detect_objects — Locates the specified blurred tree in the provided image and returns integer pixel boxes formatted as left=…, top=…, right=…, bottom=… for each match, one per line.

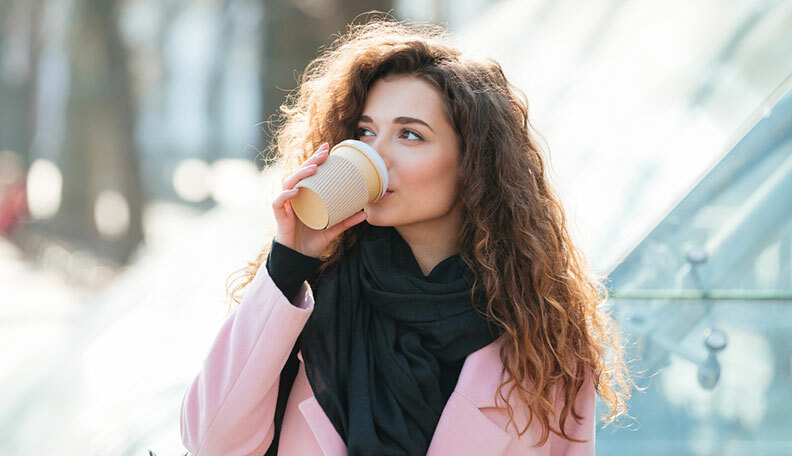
left=208, top=0, right=233, bottom=163
left=0, top=0, right=42, bottom=166
left=259, top=0, right=394, bottom=159
left=50, top=0, right=143, bottom=263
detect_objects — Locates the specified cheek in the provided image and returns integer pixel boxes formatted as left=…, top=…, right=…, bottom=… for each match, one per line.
left=401, top=155, right=458, bottom=203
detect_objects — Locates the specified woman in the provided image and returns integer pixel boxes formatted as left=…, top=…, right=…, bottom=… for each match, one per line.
left=181, top=18, right=632, bottom=456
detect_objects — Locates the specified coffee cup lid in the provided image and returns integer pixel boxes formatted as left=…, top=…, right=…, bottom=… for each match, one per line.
left=335, top=139, right=389, bottom=199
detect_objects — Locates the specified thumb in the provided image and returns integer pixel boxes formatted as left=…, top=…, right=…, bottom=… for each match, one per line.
left=325, top=210, right=367, bottom=239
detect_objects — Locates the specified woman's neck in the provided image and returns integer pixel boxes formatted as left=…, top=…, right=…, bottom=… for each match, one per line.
left=394, top=205, right=462, bottom=277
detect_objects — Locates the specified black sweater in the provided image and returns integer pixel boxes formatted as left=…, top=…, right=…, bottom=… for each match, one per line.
left=265, top=239, right=323, bottom=303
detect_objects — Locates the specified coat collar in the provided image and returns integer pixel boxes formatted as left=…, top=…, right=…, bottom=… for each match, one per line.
left=453, top=333, right=510, bottom=407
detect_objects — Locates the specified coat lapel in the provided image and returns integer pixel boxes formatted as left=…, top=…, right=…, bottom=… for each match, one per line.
left=296, top=350, right=346, bottom=456
left=298, top=395, right=347, bottom=456
left=427, top=334, right=515, bottom=455
left=452, top=334, right=510, bottom=407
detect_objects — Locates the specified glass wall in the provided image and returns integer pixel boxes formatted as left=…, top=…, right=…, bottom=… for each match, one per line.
left=599, top=81, right=792, bottom=455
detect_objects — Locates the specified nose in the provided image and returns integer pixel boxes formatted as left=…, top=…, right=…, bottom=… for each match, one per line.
left=371, top=137, right=391, bottom=170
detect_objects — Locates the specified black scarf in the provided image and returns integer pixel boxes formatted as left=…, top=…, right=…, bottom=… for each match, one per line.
left=295, top=225, right=501, bottom=455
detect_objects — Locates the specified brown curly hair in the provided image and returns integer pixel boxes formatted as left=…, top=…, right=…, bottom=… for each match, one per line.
left=227, top=16, right=633, bottom=446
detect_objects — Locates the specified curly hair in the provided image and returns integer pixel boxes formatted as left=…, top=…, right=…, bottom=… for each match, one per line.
left=227, top=16, right=633, bottom=447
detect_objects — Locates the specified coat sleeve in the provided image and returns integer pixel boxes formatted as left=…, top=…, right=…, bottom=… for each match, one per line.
left=180, top=266, right=315, bottom=456
left=549, top=371, right=597, bottom=456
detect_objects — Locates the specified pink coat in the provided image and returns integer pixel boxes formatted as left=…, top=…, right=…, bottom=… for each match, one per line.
left=180, top=266, right=597, bottom=455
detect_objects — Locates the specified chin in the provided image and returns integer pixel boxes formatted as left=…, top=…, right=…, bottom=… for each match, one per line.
left=362, top=207, right=399, bottom=227
left=361, top=212, right=389, bottom=227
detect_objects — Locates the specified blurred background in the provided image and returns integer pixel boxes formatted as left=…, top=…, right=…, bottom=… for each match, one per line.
left=1, top=0, right=790, bottom=454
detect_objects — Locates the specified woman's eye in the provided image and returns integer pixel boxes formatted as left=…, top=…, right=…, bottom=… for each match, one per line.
left=400, top=130, right=423, bottom=141
left=356, top=127, right=374, bottom=138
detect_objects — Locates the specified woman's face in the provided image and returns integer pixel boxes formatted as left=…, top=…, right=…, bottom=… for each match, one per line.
left=358, top=75, right=461, bottom=231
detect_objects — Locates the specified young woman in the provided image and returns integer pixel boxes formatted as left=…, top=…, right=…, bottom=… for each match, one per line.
left=181, top=18, right=632, bottom=456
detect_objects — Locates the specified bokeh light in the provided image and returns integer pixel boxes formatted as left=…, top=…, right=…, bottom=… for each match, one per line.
left=209, top=158, right=262, bottom=207
left=26, top=159, right=62, bottom=220
left=172, top=158, right=212, bottom=202
left=94, top=190, right=130, bottom=240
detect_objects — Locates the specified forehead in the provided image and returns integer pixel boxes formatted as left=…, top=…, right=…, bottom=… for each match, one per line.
left=363, top=75, right=447, bottom=121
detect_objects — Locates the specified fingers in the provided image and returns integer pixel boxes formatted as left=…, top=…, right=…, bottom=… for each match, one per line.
left=282, top=143, right=330, bottom=190
left=272, top=188, right=300, bottom=220
left=305, top=142, right=330, bottom=165
left=282, top=164, right=317, bottom=191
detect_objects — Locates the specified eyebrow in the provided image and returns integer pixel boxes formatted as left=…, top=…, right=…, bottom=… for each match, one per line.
left=359, top=115, right=435, bottom=133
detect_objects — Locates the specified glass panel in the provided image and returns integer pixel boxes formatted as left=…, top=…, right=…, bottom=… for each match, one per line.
left=600, top=74, right=792, bottom=456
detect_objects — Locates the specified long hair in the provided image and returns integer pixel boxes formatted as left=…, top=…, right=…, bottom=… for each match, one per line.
left=228, top=17, right=633, bottom=446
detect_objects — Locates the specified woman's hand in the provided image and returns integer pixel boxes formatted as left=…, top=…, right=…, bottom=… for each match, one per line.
left=272, top=142, right=368, bottom=258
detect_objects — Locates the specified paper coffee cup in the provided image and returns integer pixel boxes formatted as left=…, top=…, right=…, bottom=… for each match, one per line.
left=291, top=139, right=388, bottom=230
